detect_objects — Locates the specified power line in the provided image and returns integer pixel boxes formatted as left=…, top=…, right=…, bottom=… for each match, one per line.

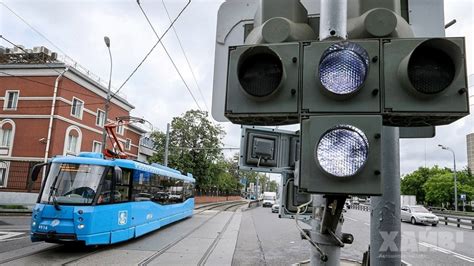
left=0, top=2, right=69, bottom=58
left=161, top=0, right=209, bottom=111
left=112, top=0, right=192, bottom=98
left=136, top=0, right=202, bottom=111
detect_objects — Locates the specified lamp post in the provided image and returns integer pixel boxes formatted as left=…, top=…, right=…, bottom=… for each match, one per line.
left=438, top=144, right=458, bottom=211
left=102, top=36, right=112, bottom=149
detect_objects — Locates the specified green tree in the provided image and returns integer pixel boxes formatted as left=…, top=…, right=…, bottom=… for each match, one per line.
left=401, top=166, right=450, bottom=204
left=149, top=110, right=225, bottom=189
left=423, top=172, right=474, bottom=207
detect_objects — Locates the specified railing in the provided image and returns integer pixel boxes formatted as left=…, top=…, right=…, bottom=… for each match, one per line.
left=435, top=214, right=474, bottom=230
left=352, top=204, right=370, bottom=212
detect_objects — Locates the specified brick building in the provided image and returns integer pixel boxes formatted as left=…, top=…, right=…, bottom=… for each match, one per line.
left=0, top=59, right=148, bottom=192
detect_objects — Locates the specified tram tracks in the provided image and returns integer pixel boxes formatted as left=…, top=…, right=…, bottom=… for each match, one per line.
left=0, top=200, right=247, bottom=265
left=138, top=200, right=246, bottom=265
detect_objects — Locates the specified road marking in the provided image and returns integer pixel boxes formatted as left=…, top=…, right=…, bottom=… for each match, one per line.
left=0, top=231, right=24, bottom=240
left=345, top=217, right=358, bottom=222
left=453, top=255, right=474, bottom=263
left=401, top=260, right=412, bottom=266
left=0, top=235, right=29, bottom=242
left=419, top=242, right=474, bottom=262
left=364, top=223, right=370, bottom=226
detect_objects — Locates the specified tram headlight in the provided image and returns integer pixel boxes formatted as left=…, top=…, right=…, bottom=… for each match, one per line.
left=78, top=224, right=85, bottom=229
left=319, top=42, right=369, bottom=96
left=315, top=124, right=369, bottom=177
left=32, top=221, right=36, bottom=227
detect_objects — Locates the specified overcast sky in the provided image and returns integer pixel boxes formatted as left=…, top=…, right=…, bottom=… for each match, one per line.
left=1, top=0, right=473, bottom=177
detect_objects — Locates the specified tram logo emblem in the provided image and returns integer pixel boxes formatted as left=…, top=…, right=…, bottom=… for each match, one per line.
left=118, top=210, right=128, bottom=225
left=51, top=219, right=60, bottom=227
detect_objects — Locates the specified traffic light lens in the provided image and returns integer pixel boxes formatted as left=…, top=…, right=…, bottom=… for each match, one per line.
left=316, top=125, right=369, bottom=177
left=319, top=42, right=369, bottom=95
left=238, top=47, right=283, bottom=98
left=408, top=46, right=455, bottom=94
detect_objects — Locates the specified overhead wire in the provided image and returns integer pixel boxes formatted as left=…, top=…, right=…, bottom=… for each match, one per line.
left=161, top=0, right=209, bottom=111
left=112, top=0, right=192, bottom=98
left=136, top=0, right=202, bottom=111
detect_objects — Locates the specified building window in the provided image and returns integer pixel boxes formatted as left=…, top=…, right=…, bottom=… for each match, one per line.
left=0, top=120, right=15, bottom=156
left=116, top=124, right=124, bottom=135
left=4, top=91, right=19, bottom=110
left=96, top=109, right=106, bottom=127
left=125, top=139, right=131, bottom=150
left=92, top=141, right=102, bottom=153
left=63, top=126, right=82, bottom=155
left=0, top=162, right=9, bottom=188
left=0, top=127, right=12, bottom=147
left=71, top=98, right=84, bottom=119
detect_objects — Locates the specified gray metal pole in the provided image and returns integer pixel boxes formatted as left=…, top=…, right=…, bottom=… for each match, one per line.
left=370, top=126, right=401, bottom=266
left=452, top=148, right=458, bottom=212
left=164, top=123, right=170, bottom=166
left=102, top=37, right=112, bottom=149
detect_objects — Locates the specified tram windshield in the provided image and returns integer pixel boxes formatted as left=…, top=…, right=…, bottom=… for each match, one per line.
left=40, top=163, right=106, bottom=205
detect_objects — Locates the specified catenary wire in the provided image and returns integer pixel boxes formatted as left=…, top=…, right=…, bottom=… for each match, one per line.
left=112, top=0, right=192, bottom=98
left=136, top=0, right=202, bottom=111
left=161, top=0, right=209, bottom=111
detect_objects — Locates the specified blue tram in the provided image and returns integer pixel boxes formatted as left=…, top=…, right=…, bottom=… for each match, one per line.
left=29, top=152, right=195, bottom=245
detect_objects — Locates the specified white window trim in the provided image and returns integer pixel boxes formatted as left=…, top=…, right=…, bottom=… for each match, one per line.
left=0, top=119, right=15, bottom=157
left=3, top=90, right=19, bottom=111
left=70, top=97, right=84, bottom=120
left=116, top=124, right=125, bottom=136
left=63, top=125, right=82, bottom=156
left=92, top=140, right=102, bottom=153
left=0, top=161, right=11, bottom=188
left=125, top=138, right=132, bottom=151
left=96, top=108, right=106, bottom=127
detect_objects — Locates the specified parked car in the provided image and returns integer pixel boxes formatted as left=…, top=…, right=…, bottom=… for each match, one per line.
left=271, top=202, right=280, bottom=213
left=401, top=205, right=439, bottom=226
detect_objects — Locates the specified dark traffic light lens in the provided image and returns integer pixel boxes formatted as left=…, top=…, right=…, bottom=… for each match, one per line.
left=316, top=125, right=369, bottom=177
left=408, top=46, right=455, bottom=94
left=238, top=47, right=283, bottom=98
left=319, top=42, right=369, bottom=96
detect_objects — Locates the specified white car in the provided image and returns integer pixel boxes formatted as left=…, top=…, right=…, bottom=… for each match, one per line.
left=271, top=202, right=280, bottom=213
left=401, top=205, right=439, bottom=226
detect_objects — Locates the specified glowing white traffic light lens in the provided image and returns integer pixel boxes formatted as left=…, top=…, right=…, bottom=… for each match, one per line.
left=319, top=42, right=369, bottom=95
left=316, top=125, right=369, bottom=177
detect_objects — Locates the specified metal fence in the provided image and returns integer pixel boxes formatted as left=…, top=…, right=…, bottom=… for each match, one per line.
left=352, top=204, right=370, bottom=211
left=435, top=213, right=474, bottom=230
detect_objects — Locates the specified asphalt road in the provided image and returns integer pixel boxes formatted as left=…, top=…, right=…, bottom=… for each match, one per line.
left=2, top=208, right=474, bottom=265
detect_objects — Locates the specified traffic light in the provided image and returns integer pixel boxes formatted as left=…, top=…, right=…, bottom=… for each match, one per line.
left=383, top=37, right=469, bottom=126
left=297, top=115, right=382, bottom=195
left=225, top=43, right=300, bottom=125
left=301, top=40, right=381, bottom=114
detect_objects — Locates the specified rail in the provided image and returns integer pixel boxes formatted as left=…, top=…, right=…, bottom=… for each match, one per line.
left=351, top=204, right=370, bottom=212
left=435, top=213, right=474, bottom=230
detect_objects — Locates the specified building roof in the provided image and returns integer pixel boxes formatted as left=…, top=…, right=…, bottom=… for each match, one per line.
left=0, top=63, right=135, bottom=109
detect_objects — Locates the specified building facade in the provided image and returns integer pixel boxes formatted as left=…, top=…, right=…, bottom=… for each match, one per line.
left=468, top=133, right=474, bottom=174
left=0, top=62, right=147, bottom=192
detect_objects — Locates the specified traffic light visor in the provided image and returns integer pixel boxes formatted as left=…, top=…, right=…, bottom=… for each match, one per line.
left=319, top=42, right=369, bottom=96
left=237, top=46, right=284, bottom=99
left=315, top=125, right=369, bottom=177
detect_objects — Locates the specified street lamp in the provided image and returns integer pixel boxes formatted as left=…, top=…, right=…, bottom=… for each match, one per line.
left=102, top=36, right=113, bottom=149
left=438, top=144, right=458, bottom=211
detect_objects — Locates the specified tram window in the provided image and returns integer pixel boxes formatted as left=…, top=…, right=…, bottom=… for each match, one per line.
left=98, top=169, right=113, bottom=204
left=115, top=168, right=132, bottom=202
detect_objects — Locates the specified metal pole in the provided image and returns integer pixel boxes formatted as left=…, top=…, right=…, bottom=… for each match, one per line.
left=451, top=149, right=458, bottom=212
left=102, top=36, right=112, bottom=149
left=164, top=123, right=170, bottom=166
left=370, top=127, right=401, bottom=266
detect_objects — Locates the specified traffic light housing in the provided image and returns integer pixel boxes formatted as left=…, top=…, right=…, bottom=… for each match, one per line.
left=225, top=43, right=300, bottom=125
left=298, top=115, right=382, bottom=195
left=301, top=40, right=381, bottom=114
left=383, top=37, right=469, bottom=126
